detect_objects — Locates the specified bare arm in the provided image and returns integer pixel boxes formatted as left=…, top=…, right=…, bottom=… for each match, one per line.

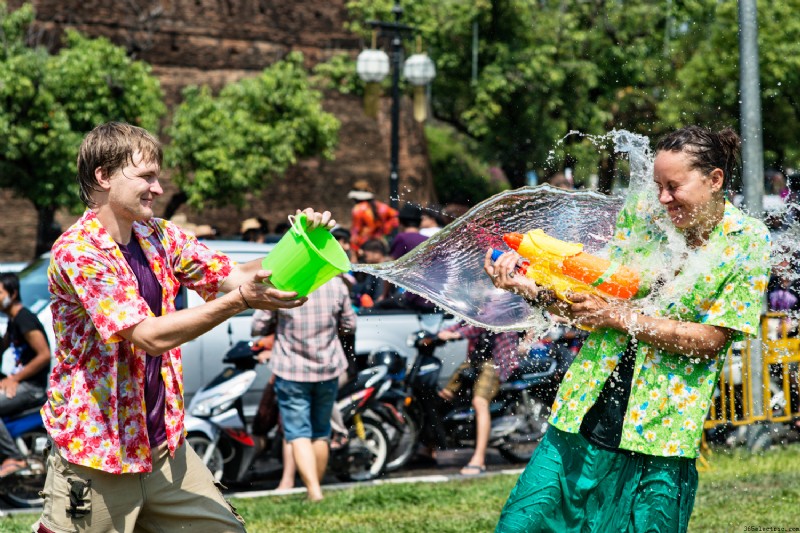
left=568, top=292, right=733, bottom=359
left=117, top=287, right=259, bottom=355
left=0, top=329, right=51, bottom=398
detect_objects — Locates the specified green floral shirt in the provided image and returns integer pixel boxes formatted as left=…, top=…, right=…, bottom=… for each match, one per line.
left=549, top=198, right=771, bottom=458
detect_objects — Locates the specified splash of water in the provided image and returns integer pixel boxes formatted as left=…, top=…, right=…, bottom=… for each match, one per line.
left=353, top=132, right=651, bottom=335
left=354, top=184, right=623, bottom=334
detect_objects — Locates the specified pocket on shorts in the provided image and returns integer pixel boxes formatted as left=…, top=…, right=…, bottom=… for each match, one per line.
left=41, top=451, right=93, bottom=531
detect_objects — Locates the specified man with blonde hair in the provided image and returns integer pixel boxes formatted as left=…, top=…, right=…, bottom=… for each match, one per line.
left=35, top=121, right=335, bottom=532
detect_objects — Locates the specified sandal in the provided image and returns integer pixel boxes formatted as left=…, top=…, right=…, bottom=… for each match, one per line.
left=460, top=464, right=486, bottom=476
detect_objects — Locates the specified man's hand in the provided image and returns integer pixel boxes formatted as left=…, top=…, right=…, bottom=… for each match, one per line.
left=0, top=377, right=18, bottom=399
left=297, top=208, right=336, bottom=231
left=437, top=330, right=462, bottom=342
left=240, top=270, right=308, bottom=310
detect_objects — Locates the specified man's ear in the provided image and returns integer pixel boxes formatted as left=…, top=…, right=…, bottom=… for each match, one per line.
left=95, top=166, right=112, bottom=190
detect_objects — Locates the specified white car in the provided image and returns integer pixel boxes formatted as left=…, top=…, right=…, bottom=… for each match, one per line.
left=6, top=240, right=467, bottom=418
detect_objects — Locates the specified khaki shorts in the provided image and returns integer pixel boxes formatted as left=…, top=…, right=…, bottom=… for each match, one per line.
left=444, top=359, right=500, bottom=401
left=33, top=441, right=246, bottom=533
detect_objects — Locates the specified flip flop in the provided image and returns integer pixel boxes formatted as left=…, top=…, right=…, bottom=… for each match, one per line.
left=460, top=464, right=486, bottom=476
left=0, top=459, right=27, bottom=478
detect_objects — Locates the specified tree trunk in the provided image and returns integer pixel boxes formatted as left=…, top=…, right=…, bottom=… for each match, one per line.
left=35, top=205, right=59, bottom=258
left=597, top=153, right=616, bottom=195
left=162, top=191, right=188, bottom=221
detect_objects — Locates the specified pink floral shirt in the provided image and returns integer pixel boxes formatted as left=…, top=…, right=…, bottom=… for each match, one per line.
left=43, top=211, right=232, bottom=474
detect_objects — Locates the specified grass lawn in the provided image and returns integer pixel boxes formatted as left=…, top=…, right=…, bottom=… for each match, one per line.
left=3, top=444, right=798, bottom=532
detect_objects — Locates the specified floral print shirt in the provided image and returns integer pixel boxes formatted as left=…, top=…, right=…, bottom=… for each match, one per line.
left=43, top=210, right=233, bottom=473
left=549, top=199, right=771, bottom=458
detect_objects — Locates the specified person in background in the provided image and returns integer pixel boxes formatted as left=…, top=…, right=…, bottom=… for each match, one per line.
left=0, top=272, right=51, bottom=478
left=547, top=171, right=575, bottom=190
left=419, top=203, right=444, bottom=237
left=766, top=169, right=789, bottom=199
left=488, top=125, right=771, bottom=532
left=331, top=226, right=357, bottom=266
left=389, top=203, right=428, bottom=259
left=435, top=323, right=519, bottom=476
left=348, top=179, right=398, bottom=256
left=241, top=217, right=268, bottom=243
left=251, top=275, right=356, bottom=501
left=36, top=121, right=335, bottom=532
left=352, top=239, right=391, bottom=308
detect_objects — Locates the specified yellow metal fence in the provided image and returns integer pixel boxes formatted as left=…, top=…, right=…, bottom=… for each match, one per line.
left=699, top=313, right=800, bottom=469
left=705, top=313, right=800, bottom=429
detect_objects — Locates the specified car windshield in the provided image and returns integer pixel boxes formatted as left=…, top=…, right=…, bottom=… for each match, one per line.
left=18, top=255, right=51, bottom=314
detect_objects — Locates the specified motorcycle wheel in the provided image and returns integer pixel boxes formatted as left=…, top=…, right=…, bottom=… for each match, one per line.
left=497, top=396, right=550, bottom=464
left=382, top=405, right=419, bottom=473
left=0, top=429, right=47, bottom=508
left=335, top=416, right=389, bottom=482
left=187, top=433, right=225, bottom=482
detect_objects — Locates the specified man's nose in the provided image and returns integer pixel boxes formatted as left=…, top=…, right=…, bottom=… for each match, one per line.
left=151, top=178, right=164, bottom=196
left=658, top=188, right=672, bottom=204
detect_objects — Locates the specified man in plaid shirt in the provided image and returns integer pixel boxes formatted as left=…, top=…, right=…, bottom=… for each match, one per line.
left=252, top=276, right=356, bottom=501
left=437, top=323, right=519, bottom=475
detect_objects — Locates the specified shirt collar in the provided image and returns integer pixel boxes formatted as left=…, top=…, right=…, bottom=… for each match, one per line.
left=78, top=210, right=156, bottom=250
left=717, top=200, right=747, bottom=237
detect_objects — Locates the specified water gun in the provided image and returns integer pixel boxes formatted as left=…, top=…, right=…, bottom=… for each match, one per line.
left=491, top=229, right=640, bottom=301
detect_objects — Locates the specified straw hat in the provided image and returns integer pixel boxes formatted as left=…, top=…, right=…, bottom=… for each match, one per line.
left=240, top=218, right=262, bottom=233
left=347, top=179, right=375, bottom=201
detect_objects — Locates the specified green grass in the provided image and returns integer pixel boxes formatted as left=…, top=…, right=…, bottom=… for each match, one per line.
left=3, top=445, right=799, bottom=532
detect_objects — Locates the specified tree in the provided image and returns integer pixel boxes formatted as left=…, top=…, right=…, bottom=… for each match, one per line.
left=346, top=0, right=673, bottom=190
left=0, top=1, right=165, bottom=256
left=346, top=0, right=800, bottom=189
left=164, top=51, right=340, bottom=215
left=658, top=0, right=800, bottom=170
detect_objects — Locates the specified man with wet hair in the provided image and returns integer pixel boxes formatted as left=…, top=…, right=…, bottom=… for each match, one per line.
left=35, top=121, right=335, bottom=532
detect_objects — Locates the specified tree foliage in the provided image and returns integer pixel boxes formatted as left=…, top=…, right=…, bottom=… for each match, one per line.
left=0, top=1, right=165, bottom=255
left=658, top=0, right=800, bottom=169
left=346, top=0, right=800, bottom=187
left=165, top=52, right=340, bottom=212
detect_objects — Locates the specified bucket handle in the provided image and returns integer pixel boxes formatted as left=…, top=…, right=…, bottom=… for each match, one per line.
left=287, top=214, right=315, bottom=250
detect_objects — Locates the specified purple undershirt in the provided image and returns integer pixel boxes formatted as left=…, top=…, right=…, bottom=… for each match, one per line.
left=118, top=236, right=168, bottom=447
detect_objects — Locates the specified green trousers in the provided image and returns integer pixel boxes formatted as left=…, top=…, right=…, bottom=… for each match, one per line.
left=496, top=427, right=698, bottom=533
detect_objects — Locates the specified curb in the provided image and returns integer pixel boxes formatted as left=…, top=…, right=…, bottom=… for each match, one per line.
left=226, top=467, right=525, bottom=500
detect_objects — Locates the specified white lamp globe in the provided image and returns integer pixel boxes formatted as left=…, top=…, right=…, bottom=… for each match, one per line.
left=403, top=53, right=436, bottom=86
left=356, top=49, right=390, bottom=83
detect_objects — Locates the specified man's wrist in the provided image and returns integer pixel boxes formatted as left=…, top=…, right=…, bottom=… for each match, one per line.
left=238, top=285, right=253, bottom=309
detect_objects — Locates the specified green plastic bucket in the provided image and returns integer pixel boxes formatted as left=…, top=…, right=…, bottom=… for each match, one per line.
left=261, top=214, right=351, bottom=297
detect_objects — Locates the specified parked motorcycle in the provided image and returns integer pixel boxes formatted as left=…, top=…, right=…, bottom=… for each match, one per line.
left=376, top=315, right=571, bottom=468
left=0, top=405, right=48, bottom=508
left=184, top=340, right=391, bottom=486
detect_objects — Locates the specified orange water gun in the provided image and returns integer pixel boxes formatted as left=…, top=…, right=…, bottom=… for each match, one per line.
left=492, top=229, right=640, bottom=301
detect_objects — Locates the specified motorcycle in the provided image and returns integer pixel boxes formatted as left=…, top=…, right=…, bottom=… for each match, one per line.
left=184, top=340, right=392, bottom=486
left=378, top=315, right=573, bottom=467
left=0, top=405, right=48, bottom=508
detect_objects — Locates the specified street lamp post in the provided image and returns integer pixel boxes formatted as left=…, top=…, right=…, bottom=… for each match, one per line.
left=355, top=1, right=435, bottom=212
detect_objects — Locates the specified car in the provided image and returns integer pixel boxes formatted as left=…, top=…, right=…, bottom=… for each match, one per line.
left=3, top=239, right=468, bottom=418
